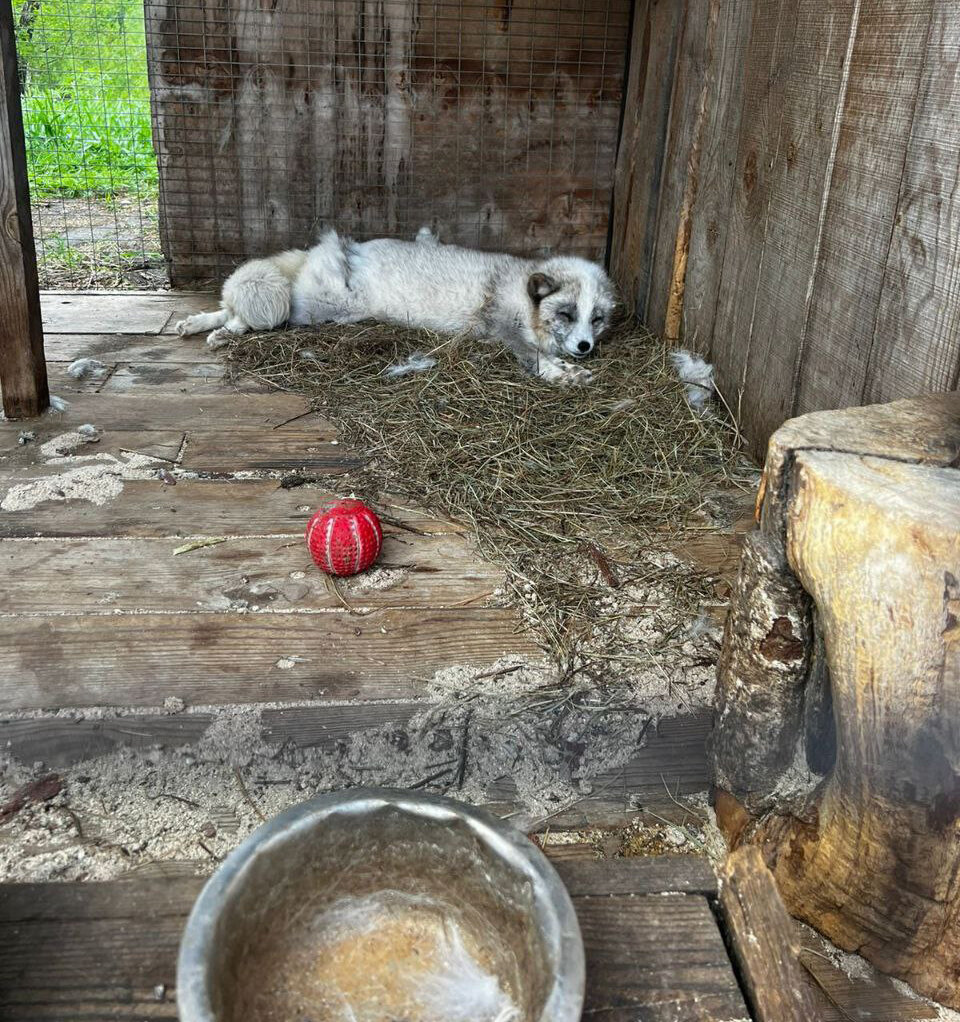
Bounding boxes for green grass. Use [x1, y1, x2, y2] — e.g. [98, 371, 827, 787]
[16, 0, 157, 200]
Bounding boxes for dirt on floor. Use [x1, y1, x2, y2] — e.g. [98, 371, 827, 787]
[31, 195, 168, 289]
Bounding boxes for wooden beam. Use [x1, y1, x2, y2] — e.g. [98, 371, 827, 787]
[0, 0, 47, 419]
[719, 845, 820, 1022]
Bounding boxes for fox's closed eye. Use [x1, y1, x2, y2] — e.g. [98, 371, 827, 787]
[556, 309, 574, 323]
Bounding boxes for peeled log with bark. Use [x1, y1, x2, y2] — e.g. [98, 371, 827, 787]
[712, 392, 960, 1007]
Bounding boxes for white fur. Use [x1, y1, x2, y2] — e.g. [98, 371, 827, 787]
[670, 349, 715, 412]
[175, 228, 618, 386]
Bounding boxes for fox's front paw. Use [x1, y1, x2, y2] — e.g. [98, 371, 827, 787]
[540, 359, 592, 386]
[205, 328, 234, 350]
[174, 318, 189, 337]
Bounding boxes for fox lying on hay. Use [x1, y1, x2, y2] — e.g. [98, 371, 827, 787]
[175, 227, 618, 386]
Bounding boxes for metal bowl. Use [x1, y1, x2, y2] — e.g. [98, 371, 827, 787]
[177, 788, 585, 1021]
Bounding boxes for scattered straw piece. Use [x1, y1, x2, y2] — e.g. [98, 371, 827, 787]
[173, 537, 228, 556]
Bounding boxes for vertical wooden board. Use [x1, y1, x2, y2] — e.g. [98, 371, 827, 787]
[862, 0, 960, 403]
[736, 0, 859, 453]
[645, 3, 714, 338]
[683, 0, 754, 357]
[608, 0, 683, 318]
[710, 0, 800, 434]
[0, 0, 48, 419]
[794, 0, 936, 417]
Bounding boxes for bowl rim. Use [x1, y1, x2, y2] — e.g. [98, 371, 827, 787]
[177, 787, 586, 1021]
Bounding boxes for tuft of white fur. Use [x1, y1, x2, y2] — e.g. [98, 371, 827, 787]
[417, 924, 520, 1022]
[66, 357, 108, 380]
[384, 351, 438, 377]
[670, 349, 715, 412]
[48, 395, 69, 412]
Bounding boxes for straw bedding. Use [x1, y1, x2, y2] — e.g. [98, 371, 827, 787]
[224, 321, 750, 693]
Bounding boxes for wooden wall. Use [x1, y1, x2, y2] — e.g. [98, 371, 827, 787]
[145, 0, 631, 285]
[611, 0, 960, 460]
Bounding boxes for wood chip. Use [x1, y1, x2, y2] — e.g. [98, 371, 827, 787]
[0, 774, 63, 824]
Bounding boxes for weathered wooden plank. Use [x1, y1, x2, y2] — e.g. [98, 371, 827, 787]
[863, 0, 960, 403]
[95, 362, 264, 396]
[576, 894, 750, 1021]
[146, 0, 629, 283]
[0, 391, 313, 431]
[0, 533, 500, 615]
[0, 609, 538, 710]
[0, 871, 747, 1022]
[0, 479, 322, 538]
[0, 479, 458, 539]
[0, 713, 214, 769]
[39, 294, 191, 336]
[0, 0, 48, 419]
[710, 0, 801, 440]
[485, 710, 714, 828]
[609, 0, 684, 318]
[737, 0, 861, 453]
[683, 0, 754, 355]
[39, 334, 216, 364]
[646, 2, 715, 338]
[179, 428, 358, 475]
[794, 0, 936, 417]
[798, 945, 939, 1020]
[719, 845, 820, 1021]
[554, 854, 717, 896]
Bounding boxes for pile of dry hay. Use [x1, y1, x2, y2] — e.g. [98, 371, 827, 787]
[225, 321, 750, 692]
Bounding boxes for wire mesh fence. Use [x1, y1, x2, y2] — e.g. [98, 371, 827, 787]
[147, 0, 632, 285]
[15, 0, 164, 289]
[14, 0, 631, 291]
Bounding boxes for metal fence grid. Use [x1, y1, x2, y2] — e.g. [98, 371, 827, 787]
[15, 0, 164, 288]
[145, 0, 632, 285]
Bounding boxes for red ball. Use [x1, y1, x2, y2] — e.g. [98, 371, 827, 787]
[305, 499, 383, 577]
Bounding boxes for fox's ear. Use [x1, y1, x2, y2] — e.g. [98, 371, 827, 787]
[527, 272, 559, 303]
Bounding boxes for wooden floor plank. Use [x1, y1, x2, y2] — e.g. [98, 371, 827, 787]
[40, 334, 218, 364]
[0, 609, 538, 710]
[0, 534, 499, 615]
[40, 293, 196, 335]
[0, 427, 185, 464]
[554, 855, 717, 896]
[0, 392, 313, 432]
[0, 714, 214, 769]
[0, 708, 712, 830]
[0, 866, 746, 1022]
[0, 479, 332, 538]
[0, 478, 461, 539]
[179, 428, 359, 475]
[1, 422, 352, 476]
[576, 895, 749, 1021]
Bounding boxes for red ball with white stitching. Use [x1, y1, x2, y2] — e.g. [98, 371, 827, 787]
[305, 499, 383, 577]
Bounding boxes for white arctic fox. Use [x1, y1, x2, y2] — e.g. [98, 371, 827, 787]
[176, 227, 617, 385]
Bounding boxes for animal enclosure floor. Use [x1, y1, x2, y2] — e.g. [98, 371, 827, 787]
[0, 293, 949, 1021]
[0, 290, 751, 886]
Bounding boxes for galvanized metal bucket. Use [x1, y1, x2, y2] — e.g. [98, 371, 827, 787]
[177, 788, 586, 1021]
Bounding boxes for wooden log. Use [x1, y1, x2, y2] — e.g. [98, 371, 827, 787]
[0, 0, 47, 419]
[713, 391, 960, 1008]
[719, 845, 820, 1021]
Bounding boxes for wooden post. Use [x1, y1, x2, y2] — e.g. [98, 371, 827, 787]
[0, 0, 47, 419]
[713, 392, 960, 1008]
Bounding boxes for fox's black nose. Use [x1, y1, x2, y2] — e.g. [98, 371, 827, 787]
[577, 340, 592, 354]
